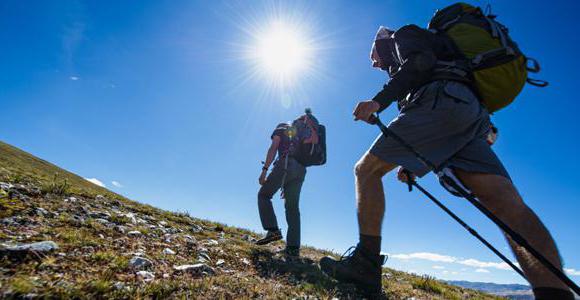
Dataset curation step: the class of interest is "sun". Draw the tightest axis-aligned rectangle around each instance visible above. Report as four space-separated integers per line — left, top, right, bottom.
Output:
250 21 314 88
256 22 310 78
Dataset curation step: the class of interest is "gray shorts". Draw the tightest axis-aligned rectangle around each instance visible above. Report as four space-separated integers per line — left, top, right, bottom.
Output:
369 80 510 179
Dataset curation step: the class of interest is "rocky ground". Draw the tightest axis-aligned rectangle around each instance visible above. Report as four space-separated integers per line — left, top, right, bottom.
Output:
0 141 502 299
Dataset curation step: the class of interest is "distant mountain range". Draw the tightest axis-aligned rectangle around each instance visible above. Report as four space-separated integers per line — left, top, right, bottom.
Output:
447 281 533 299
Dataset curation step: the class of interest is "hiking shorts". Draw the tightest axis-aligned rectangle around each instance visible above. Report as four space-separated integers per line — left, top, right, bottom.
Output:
369 80 510 179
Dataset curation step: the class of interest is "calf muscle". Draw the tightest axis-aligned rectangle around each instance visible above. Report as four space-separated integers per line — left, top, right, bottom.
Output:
354 153 396 236
455 170 568 290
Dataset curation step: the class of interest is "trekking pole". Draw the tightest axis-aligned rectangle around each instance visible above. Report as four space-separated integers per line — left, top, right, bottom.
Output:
404 171 526 278
369 115 580 294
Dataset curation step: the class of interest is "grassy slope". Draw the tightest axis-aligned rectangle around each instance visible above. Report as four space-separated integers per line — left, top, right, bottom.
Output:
0 141 503 299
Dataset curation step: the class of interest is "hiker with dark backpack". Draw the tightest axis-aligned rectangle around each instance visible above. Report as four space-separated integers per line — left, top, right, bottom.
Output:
256 109 326 258
320 3 574 299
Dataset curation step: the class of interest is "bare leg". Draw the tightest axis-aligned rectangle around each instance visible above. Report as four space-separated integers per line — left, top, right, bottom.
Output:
455 170 568 290
354 152 397 236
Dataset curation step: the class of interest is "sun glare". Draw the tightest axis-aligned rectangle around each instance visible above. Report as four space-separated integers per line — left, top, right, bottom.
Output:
256 23 310 79
249 21 314 88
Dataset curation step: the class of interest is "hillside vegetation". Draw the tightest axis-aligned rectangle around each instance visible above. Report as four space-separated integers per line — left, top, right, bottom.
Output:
0 141 502 299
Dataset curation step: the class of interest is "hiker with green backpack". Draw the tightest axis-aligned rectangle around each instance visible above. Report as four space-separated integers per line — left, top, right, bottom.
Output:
320 3 574 299
256 109 326 258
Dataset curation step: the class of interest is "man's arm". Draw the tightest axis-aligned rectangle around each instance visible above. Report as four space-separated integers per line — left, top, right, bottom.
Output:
259 135 281 185
263 135 281 170
372 25 438 112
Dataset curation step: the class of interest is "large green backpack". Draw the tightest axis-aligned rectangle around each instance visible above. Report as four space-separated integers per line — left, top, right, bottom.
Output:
428 3 547 113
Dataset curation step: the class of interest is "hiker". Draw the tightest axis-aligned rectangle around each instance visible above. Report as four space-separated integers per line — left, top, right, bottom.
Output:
256 109 326 258
320 4 573 299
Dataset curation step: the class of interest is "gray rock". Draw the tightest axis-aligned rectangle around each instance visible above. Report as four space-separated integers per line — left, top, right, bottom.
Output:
115 225 127 234
35 207 49 216
162 248 176 255
0 241 59 256
113 282 125 290
197 252 211 263
127 230 142 237
204 239 219 246
94 218 110 225
159 221 168 227
191 224 203 233
95 195 108 202
216 259 225 266
136 270 155 282
129 256 152 270
173 263 215 276
123 213 137 224
64 196 77 203
89 211 111 219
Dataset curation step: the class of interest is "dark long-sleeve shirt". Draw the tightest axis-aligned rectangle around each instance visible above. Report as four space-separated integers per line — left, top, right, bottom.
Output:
372 25 466 112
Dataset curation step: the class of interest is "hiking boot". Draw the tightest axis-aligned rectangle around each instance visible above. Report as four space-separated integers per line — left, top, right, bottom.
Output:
320 245 386 297
255 229 282 245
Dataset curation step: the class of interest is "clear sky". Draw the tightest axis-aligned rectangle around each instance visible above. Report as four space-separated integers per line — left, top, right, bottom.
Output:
1 0 579 285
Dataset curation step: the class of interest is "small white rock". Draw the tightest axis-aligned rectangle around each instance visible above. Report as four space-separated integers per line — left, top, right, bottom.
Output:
162 248 176 255
127 230 142 237
136 271 155 282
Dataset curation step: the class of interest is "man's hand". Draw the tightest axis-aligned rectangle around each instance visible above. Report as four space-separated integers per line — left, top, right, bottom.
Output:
397 167 416 183
259 170 267 185
353 100 380 123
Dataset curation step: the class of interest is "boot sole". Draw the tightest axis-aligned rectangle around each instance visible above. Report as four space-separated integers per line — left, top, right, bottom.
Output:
255 235 282 245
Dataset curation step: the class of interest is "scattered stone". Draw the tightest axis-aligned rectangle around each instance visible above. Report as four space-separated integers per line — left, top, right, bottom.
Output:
162 273 170 279
64 196 77 203
94 218 110 225
113 282 125 290
173 263 215 276
98 234 105 239
159 221 168 227
124 213 137 224
204 239 219 246
241 258 251 266
127 230 142 237
216 259 225 266
35 207 49 217
0 241 59 257
162 248 176 255
95 195 108 202
198 252 211 263
129 256 152 270
191 224 203 233
89 211 111 219
115 225 127 234
136 270 155 282
242 234 256 243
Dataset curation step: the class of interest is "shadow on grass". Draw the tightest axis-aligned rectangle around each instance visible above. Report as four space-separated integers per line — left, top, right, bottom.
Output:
249 248 361 298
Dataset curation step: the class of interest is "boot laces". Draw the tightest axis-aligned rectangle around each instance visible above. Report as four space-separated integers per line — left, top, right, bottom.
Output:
339 246 358 261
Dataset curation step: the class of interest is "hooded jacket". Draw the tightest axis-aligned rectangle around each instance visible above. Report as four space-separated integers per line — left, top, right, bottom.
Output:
372 24 470 112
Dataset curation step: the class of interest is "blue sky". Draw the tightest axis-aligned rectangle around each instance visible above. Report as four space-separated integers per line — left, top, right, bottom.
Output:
1 0 579 285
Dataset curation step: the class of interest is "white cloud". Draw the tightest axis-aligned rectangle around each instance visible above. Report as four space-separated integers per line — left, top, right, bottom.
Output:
433 265 445 270
84 178 105 187
565 268 580 276
70 76 79 80
457 258 515 271
111 181 123 188
390 251 526 272
475 268 490 273
391 252 456 263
